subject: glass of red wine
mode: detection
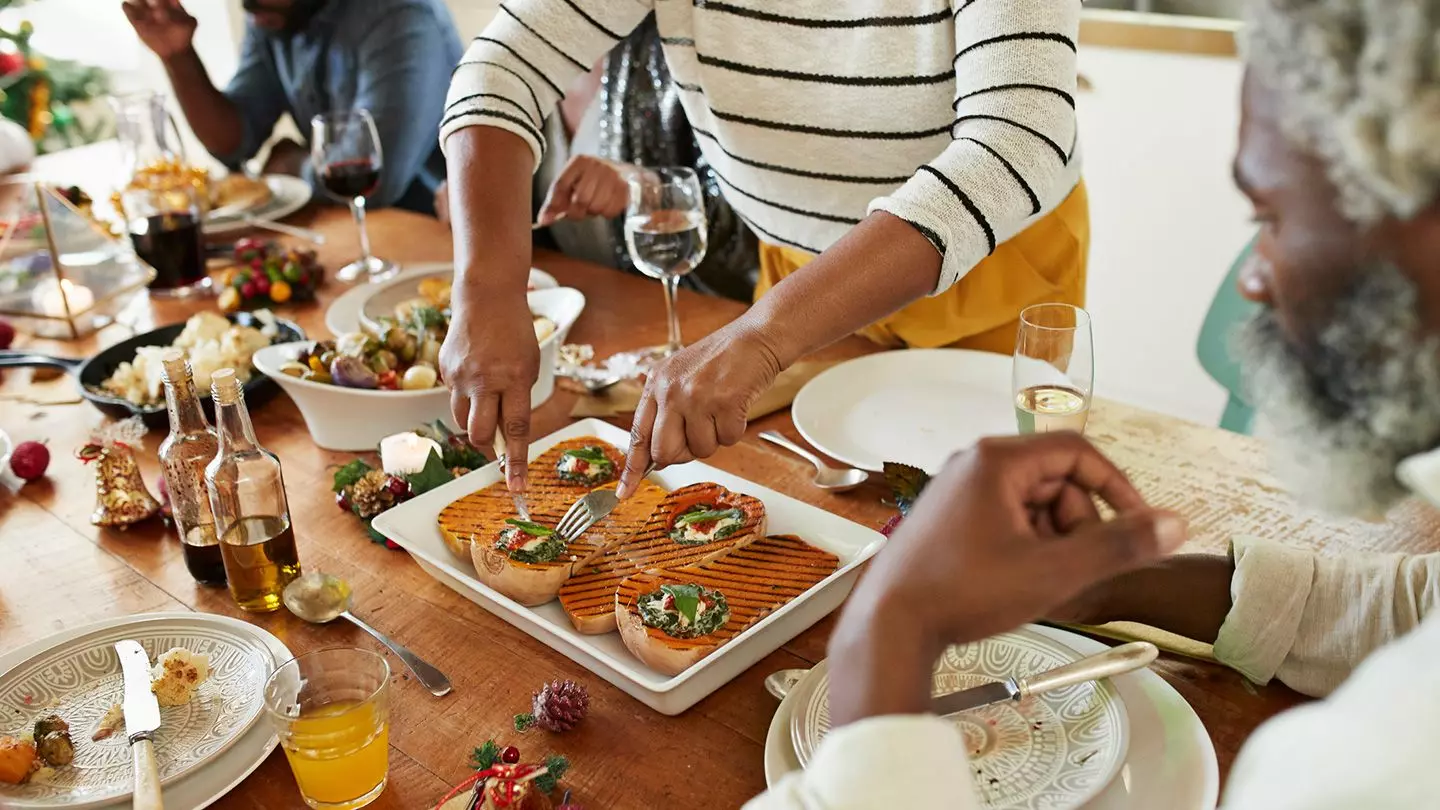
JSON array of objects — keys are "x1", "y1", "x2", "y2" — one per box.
[
  {"x1": 310, "y1": 109, "x2": 396, "y2": 283},
  {"x1": 123, "y1": 184, "x2": 213, "y2": 299}
]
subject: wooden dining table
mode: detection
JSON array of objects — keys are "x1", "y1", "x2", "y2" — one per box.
[{"x1": 4, "y1": 205, "x2": 1439, "y2": 809}]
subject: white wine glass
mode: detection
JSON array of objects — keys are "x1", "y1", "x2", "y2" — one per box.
[
  {"x1": 1013, "y1": 303, "x2": 1094, "y2": 434},
  {"x1": 311, "y1": 109, "x2": 397, "y2": 283},
  {"x1": 623, "y1": 166, "x2": 707, "y2": 363}
]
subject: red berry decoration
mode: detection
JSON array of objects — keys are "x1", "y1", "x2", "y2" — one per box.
[
  {"x1": 10, "y1": 440, "x2": 50, "y2": 481},
  {"x1": 500, "y1": 745, "x2": 520, "y2": 764},
  {"x1": 385, "y1": 476, "x2": 409, "y2": 497},
  {"x1": 514, "y1": 680, "x2": 589, "y2": 733},
  {"x1": 336, "y1": 491, "x2": 351, "y2": 512},
  {"x1": 879, "y1": 514, "x2": 902, "y2": 537},
  {"x1": 0, "y1": 318, "x2": 14, "y2": 350}
]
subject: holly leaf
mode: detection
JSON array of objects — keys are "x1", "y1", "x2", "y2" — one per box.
[
  {"x1": 332, "y1": 459, "x2": 373, "y2": 493},
  {"x1": 471, "y1": 739, "x2": 500, "y2": 771},
  {"x1": 535, "y1": 754, "x2": 569, "y2": 794},
  {"x1": 561, "y1": 446, "x2": 610, "y2": 464},
  {"x1": 662, "y1": 583, "x2": 702, "y2": 625},
  {"x1": 883, "y1": 462, "x2": 931, "y2": 517},
  {"x1": 404, "y1": 449, "x2": 452, "y2": 495}
]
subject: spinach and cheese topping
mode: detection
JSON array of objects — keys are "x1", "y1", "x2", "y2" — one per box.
[
  {"x1": 556, "y1": 445, "x2": 616, "y2": 486},
  {"x1": 638, "y1": 583, "x2": 730, "y2": 639},
  {"x1": 495, "y1": 519, "x2": 566, "y2": 564},
  {"x1": 669, "y1": 504, "x2": 744, "y2": 545}
]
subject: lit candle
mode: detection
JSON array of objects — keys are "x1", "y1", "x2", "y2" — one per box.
[
  {"x1": 380, "y1": 432, "x2": 443, "y2": 476},
  {"x1": 33, "y1": 278, "x2": 95, "y2": 316}
]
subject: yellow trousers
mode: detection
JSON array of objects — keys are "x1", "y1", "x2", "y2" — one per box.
[{"x1": 755, "y1": 181, "x2": 1089, "y2": 355}]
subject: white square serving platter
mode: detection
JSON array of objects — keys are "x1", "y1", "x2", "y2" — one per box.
[{"x1": 371, "y1": 418, "x2": 886, "y2": 714}]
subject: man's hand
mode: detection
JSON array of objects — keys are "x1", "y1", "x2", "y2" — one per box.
[
  {"x1": 439, "y1": 303, "x2": 540, "y2": 492},
  {"x1": 537, "y1": 155, "x2": 630, "y2": 226},
  {"x1": 826, "y1": 433, "x2": 1187, "y2": 725},
  {"x1": 122, "y1": 0, "x2": 198, "y2": 61},
  {"x1": 617, "y1": 323, "x2": 782, "y2": 498}
]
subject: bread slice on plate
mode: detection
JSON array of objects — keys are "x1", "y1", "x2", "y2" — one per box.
[
  {"x1": 615, "y1": 535, "x2": 840, "y2": 676},
  {"x1": 437, "y1": 437, "x2": 626, "y2": 558},
  {"x1": 558, "y1": 482, "x2": 767, "y2": 634}
]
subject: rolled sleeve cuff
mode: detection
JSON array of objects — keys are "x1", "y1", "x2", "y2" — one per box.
[
  {"x1": 746, "y1": 715, "x2": 978, "y2": 809},
  {"x1": 1213, "y1": 536, "x2": 1316, "y2": 685},
  {"x1": 868, "y1": 182, "x2": 989, "y2": 296}
]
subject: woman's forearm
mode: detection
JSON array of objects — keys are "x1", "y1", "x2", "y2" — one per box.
[
  {"x1": 1101, "y1": 554, "x2": 1235, "y2": 643},
  {"x1": 447, "y1": 127, "x2": 536, "y2": 307},
  {"x1": 741, "y1": 212, "x2": 943, "y2": 366}
]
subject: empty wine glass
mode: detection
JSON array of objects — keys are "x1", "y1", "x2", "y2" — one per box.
[
  {"x1": 311, "y1": 109, "x2": 396, "y2": 283},
  {"x1": 1013, "y1": 303, "x2": 1094, "y2": 434},
  {"x1": 623, "y1": 167, "x2": 707, "y2": 363}
]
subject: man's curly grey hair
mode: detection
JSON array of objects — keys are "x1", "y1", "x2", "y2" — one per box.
[{"x1": 1244, "y1": 0, "x2": 1440, "y2": 223}]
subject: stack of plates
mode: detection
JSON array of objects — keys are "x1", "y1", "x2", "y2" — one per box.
[
  {"x1": 0, "y1": 613, "x2": 290, "y2": 810},
  {"x1": 204, "y1": 175, "x2": 313, "y2": 236},
  {"x1": 766, "y1": 625, "x2": 1219, "y2": 810}
]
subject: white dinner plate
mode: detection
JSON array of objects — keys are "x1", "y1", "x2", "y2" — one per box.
[
  {"x1": 791, "y1": 349, "x2": 1016, "y2": 473},
  {"x1": 765, "y1": 624, "x2": 1220, "y2": 810},
  {"x1": 204, "y1": 175, "x2": 313, "y2": 236},
  {"x1": 0, "y1": 613, "x2": 290, "y2": 810},
  {"x1": 323, "y1": 263, "x2": 558, "y2": 337},
  {"x1": 371, "y1": 417, "x2": 886, "y2": 715}
]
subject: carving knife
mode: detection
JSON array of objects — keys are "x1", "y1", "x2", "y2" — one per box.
[
  {"x1": 930, "y1": 642, "x2": 1158, "y2": 717},
  {"x1": 492, "y1": 428, "x2": 530, "y2": 521},
  {"x1": 115, "y1": 640, "x2": 165, "y2": 809}
]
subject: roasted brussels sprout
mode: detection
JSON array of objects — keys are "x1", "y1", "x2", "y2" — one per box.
[
  {"x1": 33, "y1": 715, "x2": 73, "y2": 767},
  {"x1": 329, "y1": 355, "x2": 378, "y2": 389}
]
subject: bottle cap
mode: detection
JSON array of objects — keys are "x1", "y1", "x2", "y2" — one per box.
[
  {"x1": 211, "y1": 367, "x2": 242, "y2": 403},
  {"x1": 159, "y1": 348, "x2": 189, "y2": 386}
]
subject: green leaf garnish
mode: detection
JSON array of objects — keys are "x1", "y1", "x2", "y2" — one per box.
[
  {"x1": 408, "y1": 305, "x2": 446, "y2": 332},
  {"x1": 662, "y1": 583, "x2": 703, "y2": 625},
  {"x1": 883, "y1": 462, "x2": 931, "y2": 517},
  {"x1": 405, "y1": 449, "x2": 453, "y2": 496},
  {"x1": 562, "y1": 446, "x2": 611, "y2": 464},
  {"x1": 535, "y1": 754, "x2": 569, "y2": 793},
  {"x1": 675, "y1": 508, "x2": 738, "y2": 526},
  {"x1": 332, "y1": 459, "x2": 373, "y2": 493},
  {"x1": 505, "y1": 519, "x2": 555, "y2": 537},
  {"x1": 471, "y1": 739, "x2": 500, "y2": 770}
]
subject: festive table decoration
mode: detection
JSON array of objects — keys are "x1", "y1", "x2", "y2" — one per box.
[
  {"x1": 0, "y1": 12, "x2": 109, "y2": 153},
  {"x1": 217, "y1": 238, "x2": 324, "y2": 313},
  {"x1": 433, "y1": 739, "x2": 572, "y2": 810},
  {"x1": 880, "y1": 461, "x2": 929, "y2": 537},
  {"x1": 77, "y1": 417, "x2": 160, "y2": 528},
  {"x1": 9, "y1": 438, "x2": 46, "y2": 481},
  {"x1": 514, "y1": 680, "x2": 589, "y2": 733},
  {"x1": 333, "y1": 422, "x2": 489, "y2": 546}
]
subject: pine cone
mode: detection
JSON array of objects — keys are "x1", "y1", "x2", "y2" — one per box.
[
  {"x1": 349, "y1": 469, "x2": 395, "y2": 518},
  {"x1": 515, "y1": 680, "x2": 589, "y2": 733}
]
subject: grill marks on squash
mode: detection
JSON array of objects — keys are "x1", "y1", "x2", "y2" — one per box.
[
  {"x1": 559, "y1": 483, "x2": 766, "y2": 623},
  {"x1": 617, "y1": 535, "x2": 839, "y2": 651},
  {"x1": 436, "y1": 436, "x2": 634, "y2": 564}
]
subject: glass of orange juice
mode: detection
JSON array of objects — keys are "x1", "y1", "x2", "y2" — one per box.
[{"x1": 263, "y1": 648, "x2": 390, "y2": 809}]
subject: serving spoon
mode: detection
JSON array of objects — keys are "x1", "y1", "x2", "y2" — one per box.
[
  {"x1": 759, "y1": 431, "x2": 868, "y2": 492},
  {"x1": 284, "y1": 571, "x2": 452, "y2": 696}
]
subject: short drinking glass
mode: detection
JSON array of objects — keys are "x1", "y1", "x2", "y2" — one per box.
[
  {"x1": 123, "y1": 184, "x2": 211, "y2": 298},
  {"x1": 311, "y1": 109, "x2": 396, "y2": 283},
  {"x1": 1013, "y1": 303, "x2": 1094, "y2": 434},
  {"x1": 263, "y1": 648, "x2": 390, "y2": 810},
  {"x1": 623, "y1": 166, "x2": 707, "y2": 363}
]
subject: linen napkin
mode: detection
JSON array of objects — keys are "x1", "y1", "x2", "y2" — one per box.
[{"x1": 567, "y1": 359, "x2": 841, "y2": 419}]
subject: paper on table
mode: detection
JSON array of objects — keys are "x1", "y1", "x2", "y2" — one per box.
[{"x1": 567, "y1": 360, "x2": 842, "y2": 419}]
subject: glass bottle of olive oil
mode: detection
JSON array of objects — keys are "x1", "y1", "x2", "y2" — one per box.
[
  {"x1": 206, "y1": 368, "x2": 302, "y2": 612},
  {"x1": 158, "y1": 349, "x2": 225, "y2": 586}
]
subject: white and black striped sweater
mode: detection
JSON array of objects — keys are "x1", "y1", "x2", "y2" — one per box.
[{"x1": 441, "y1": 0, "x2": 1082, "y2": 293}]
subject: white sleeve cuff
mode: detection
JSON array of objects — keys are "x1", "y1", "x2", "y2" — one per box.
[{"x1": 1213, "y1": 536, "x2": 1316, "y2": 685}]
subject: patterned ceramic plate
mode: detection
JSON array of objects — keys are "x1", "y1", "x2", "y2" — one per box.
[
  {"x1": 790, "y1": 627, "x2": 1129, "y2": 810},
  {"x1": 0, "y1": 616, "x2": 275, "y2": 809}
]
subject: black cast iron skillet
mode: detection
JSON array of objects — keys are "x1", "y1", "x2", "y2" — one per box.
[{"x1": 0, "y1": 311, "x2": 305, "y2": 429}]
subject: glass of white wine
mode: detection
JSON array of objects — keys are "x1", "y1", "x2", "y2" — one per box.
[
  {"x1": 622, "y1": 166, "x2": 708, "y2": 363},
  {"x1": 1013, "y1": 303, "x2": 1094, "y2": 434}
]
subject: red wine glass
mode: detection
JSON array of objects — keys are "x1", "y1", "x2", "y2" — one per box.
[{"x1": 311, "y1": 109, "x2": 397, "y2": 283}]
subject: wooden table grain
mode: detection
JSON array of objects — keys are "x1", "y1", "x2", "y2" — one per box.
[{"x1": 3, "y1": 206, "x2": 1436, "y2": 809}]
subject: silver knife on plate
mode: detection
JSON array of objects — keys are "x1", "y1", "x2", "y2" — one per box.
[
  {"x1": 115, "y1": 640, "x2": 165, "y2": 810},
  {"x1": 492, "y1": 429, "x2": 530, "y2": 521},
  {"x1": 931, "y1": 642, "x2": 1158, "y2": 717}
]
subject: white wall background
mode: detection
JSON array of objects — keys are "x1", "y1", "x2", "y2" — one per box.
[{"x1": 35, "y1": 1, "x2": 1244, "y2": 426}]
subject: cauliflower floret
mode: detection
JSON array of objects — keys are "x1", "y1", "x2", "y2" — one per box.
[
  {"x1": 149, "y1": 648, "x2": 210, "y2": 707},
  {"x1": 173, "y1": 312, "x2": 232, "y2": 349}
]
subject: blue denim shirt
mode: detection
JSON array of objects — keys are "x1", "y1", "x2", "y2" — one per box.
[{"x1": 216, "y1": 0, "x2": 462, "y2": 213}]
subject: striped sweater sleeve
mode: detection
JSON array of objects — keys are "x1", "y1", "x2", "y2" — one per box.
[
  {"x1": 869, "y1": 0, "x2": 1081, "y2": 294},
  {"x1": 441, "y1": 0, "x2": 655, "y2": 166}
]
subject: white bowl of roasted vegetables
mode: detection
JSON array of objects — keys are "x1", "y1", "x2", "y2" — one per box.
[{"x1": 253, "y1": 287, "x2": 585, "y2": 451}]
